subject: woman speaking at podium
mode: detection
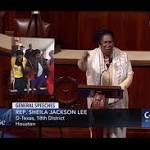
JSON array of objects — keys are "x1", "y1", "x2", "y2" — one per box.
[{"x1": 77, "y1": 27, "x2": 134, "y2": 138}]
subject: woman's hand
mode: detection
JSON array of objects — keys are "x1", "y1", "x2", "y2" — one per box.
[
  {"x1": 77, "y1": 51, "x2": 89, "y2": 71},
  {"x1": 82, "y1": 51, "x2": 89, "y2": 60}
]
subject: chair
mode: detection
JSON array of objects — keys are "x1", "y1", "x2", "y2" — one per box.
[{"x1": 14, "y1": 12, "x2": 50, "y2": 37}]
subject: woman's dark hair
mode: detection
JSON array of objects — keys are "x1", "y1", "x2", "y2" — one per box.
[
  {"x1": 15, "y1": 50, "x2": 23, "y2": 56},
  {"x1": 15, "y1": 50, "x2": 23, "y2": 66},
  {"x1": 94, "y1": 27, "x2": 114, "y2": 46},
  {"x1": 11, "y1": 45, "x2": 18, "y2": 56},
  {"x1": 32, "y1": 49, "x2": 41, "y2": 57}
]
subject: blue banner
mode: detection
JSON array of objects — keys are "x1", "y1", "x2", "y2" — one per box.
[
  {"x1": 0, "y1": 108, "x2": 145, "y2": 128},
  {"x1": 142, "y1": 109, "x2": 150, "y2": 128}
]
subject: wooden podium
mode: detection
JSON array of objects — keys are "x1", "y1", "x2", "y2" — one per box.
[
  {"x1": 55, "y1": 76, "x2": 123, "y2": 106},
  {"x1": 78, "y1": 84, "x2": 123, "y2": 138},
  {"x1": 78, "y1": 84, "x2": 123, "y2": 99}
]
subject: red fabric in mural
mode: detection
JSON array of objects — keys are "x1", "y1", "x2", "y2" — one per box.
[{"x1": 47, "y1": 63, "x2": 54, "y2": 95}]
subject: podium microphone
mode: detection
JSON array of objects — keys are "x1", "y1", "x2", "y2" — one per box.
[
  {"x1": 100, "y1": 70, "x2": 107, "y2": 85},
  {"x1": 105, "y1": 57, "x2": 112, "y2": 68}
]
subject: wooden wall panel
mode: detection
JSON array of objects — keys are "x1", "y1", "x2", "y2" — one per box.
[
  {"x1": 78, "y1": 11, "x2": 110, "y2": 49},
  {"x1": 78, "y1": 11, "x2": 150, "y2": 50},
  {"x1": 135, "y1": 12, "x2": 150, "y2": 50},
  {"x1": 0, "y1": 57, "x2": 3, "y2": 106},
  {"x1": 57, "y1": 11, "x2": 78, "y2": 49},
  {"x1": 0, "y1": 11, "x2": 6, "y2": 33},
  {"x1": 15, "y1": 11, "x2": 30, "y2": 18},
  {"x1": 3, "y1": 127, "x2": 40, "y2": 138},
  {"x1": 41, "y1": 128, "x2": 90, "y2": 138},
  {"x1": 2, "y1": 11, "x2": 150, "y2": 50},
  {"x1": 127, "y1": 128, "x2": 150, "y2": 138},
  {"x1": 128, "y1": 67, "x2": 150, "y2": 108},
  {"x1": 3, "y1": 11, "x2": 16, "y2": 31},
  {"x1": 0, "y1": 54, "x2": 11, "y2": 107}
]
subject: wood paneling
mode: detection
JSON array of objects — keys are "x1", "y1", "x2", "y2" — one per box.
[
  {"x1": 3, "y1": 11, "x2": 16, "y2": 31},
  {"x1": 2, "y1": 11, "x2": 150, "y2": 50},
  {"x1": 78, "y1": 11, "x2": 150, "y2": 50},
  {"x1": 2, "y1": 127, "x2": 40, "y2": 138},
  {"x1": 0, "y1": 59, "x2": 3, "y2": 105},
  {"x1": 127, "y1": 128, "x2": 150, "y2": 138},
  {"x1": 129, "y1": 67, "x2": 150, "y2": 108},
  {"x1": 57, "y1": 11, "x2": 78, "y2": 49},
  {"x1": 3, "y1": 127, "x2": 150, "y2": 138},
  {"x1": 0, "y1": 11, "x2": 6, "y2": 33},
  {"x1": 0, "y1": 54, "x2": 11, "y2": 107},
  {"x1": 41, "y1": 128, "x2": 90, "y2": 138}
]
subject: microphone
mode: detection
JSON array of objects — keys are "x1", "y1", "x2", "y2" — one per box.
[
  {"x1": 100, "y1": 56, "x2": 112, "y2": 85},
  {"x1": 100, "y1": 69, "x2": 107, "y2": 86},
  {"x1": 105, "y1": 57, "x2": 112, "y2": 68}
]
